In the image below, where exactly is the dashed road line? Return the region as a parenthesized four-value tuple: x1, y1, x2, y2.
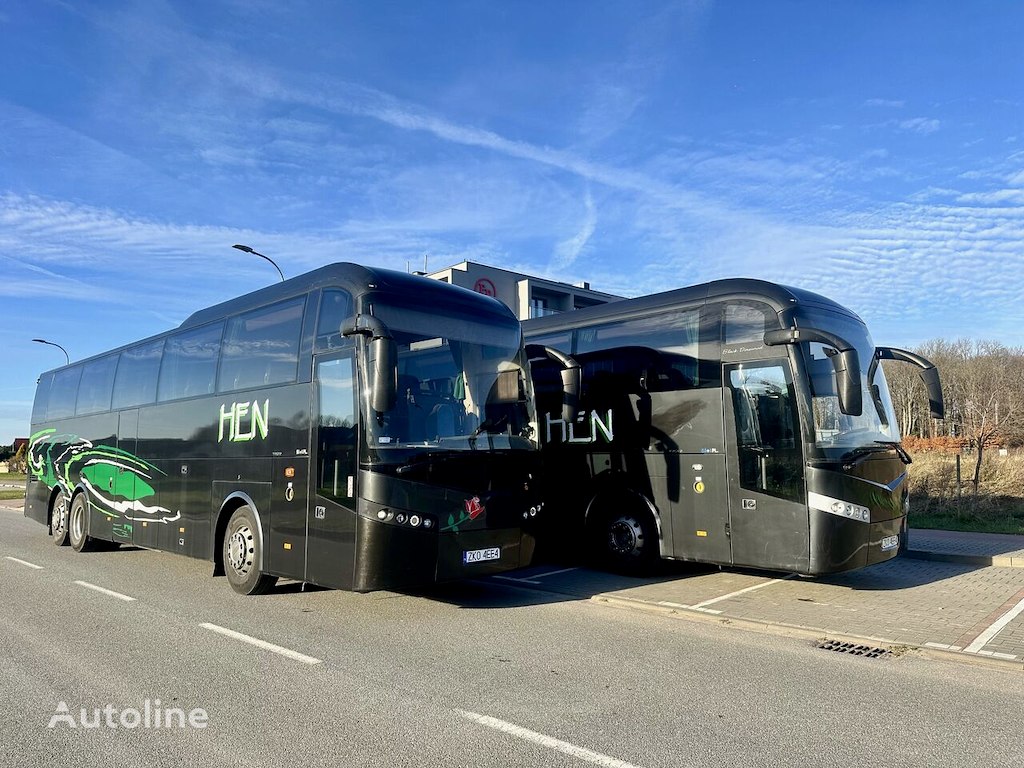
(456, 709, 645, 768)
(74, 580, 137, 602)
(200, 622, 322, 665)
(5, 556, 44, 570)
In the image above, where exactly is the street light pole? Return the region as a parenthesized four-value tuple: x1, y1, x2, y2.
(232, 244, 285, 283)
(32, 338, 70, 366)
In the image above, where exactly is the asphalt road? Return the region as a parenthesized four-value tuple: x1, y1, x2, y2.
(1, 506, 1021, 768)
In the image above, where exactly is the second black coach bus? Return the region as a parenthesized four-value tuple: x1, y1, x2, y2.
(26, 264, 543, 593)
(525, 278, 943, 576)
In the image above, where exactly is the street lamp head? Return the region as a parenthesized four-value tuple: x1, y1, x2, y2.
(231, 243, 284, 282)
(32, 338, 70, 365)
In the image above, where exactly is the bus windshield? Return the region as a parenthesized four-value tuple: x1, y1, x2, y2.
(362, 300, 536, 460)
(797, 309, 900, 459)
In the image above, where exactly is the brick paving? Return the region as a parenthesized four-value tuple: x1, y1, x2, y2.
(509, 529, 1024, 665)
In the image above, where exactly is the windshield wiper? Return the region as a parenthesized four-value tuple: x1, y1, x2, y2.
(394, 449, 470, 475)
(838, 442, 911, 469)
(875, 440, 913, 465)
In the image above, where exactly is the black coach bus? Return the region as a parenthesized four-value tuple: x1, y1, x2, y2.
(525, 278, 943, 576)
(26, 264, 542, 593)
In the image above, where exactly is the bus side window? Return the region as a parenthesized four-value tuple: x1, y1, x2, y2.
(47, 367, 83, 421)
(112, 339, 164, 409)
(220, 297, 305, 392)
(76, 355, 118, 415)
(315, 290, 354, 351)
(158, 323, 223, 402)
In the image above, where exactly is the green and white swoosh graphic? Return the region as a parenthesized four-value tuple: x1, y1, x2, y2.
(29, 430, 180, 525)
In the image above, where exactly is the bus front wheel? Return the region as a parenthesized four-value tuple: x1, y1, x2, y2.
(223, 505, 278, 596)
(592, 507, 658, 575)
(51, 490, 70, 547)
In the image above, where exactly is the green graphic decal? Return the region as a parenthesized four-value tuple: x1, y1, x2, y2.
(28, 433, 180, 526)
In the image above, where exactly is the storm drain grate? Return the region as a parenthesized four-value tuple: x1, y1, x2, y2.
(814, 639, 893, 659)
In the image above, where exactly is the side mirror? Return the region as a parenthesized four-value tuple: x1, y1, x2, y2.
(875, 347, 945, 419)
(367, 336, 397, 413)
(343, 314, 398, 414)
(526, 344, 581, 423)
(764, 327, 863, 416)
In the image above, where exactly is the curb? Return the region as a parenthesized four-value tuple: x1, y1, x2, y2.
(590, 593, 1024, 673)
(905, 549, 1023, 569)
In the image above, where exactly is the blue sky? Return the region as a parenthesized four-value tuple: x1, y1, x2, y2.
(2, 1, 1023, 443)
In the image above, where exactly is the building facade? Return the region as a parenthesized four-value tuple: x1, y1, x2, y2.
(425, 261, 622, 321)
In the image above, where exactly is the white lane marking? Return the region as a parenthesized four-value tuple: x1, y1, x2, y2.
(456, 709, 645, 768)
(532, 567, 580, 580)
(493, 575, 542, 585)
(924, 642, 963, 651)
(73, 580, 136, 602)
(493, 567, 581, 586)
(200, 622, 322, 665)
(963, 595, 1024, 653)
(5, 556, 44, 570)
(689, 574, 796, 610)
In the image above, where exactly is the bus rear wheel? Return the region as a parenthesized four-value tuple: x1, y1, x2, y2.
(69, 493, 96, 553)
(593, 507, 658, 575)
(51, 489, 69, 547)
(223, 505, 278, 596)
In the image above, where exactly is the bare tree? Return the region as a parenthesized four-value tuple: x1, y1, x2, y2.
(937, 340, 1024, 495)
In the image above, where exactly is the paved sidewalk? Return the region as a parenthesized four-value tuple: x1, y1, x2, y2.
(908, 528, 1024, 568)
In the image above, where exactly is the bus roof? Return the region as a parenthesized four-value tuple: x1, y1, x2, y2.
(180, 262, 514, 329)
(523, 277, 864, 334)
(37, 262, 516, 376)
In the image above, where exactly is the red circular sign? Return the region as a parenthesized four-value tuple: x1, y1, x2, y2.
(474, 278, 497, 297)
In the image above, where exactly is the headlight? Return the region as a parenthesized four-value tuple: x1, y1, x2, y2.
(808, 492, 870, 523)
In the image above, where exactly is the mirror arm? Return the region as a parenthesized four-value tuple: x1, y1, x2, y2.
(764, 326, 863, 417)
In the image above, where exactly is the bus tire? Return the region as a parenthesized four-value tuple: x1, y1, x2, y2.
(592, 506, 658, 575)
(51, 489, 70, 547)
(69, 493, 96, 553)
(223, 505, 277, 596)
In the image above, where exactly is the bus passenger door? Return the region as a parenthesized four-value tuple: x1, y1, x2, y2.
(306, 354, 359, 590)
(723, 361, 809, 572)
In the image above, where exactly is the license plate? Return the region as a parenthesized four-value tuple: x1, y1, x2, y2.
(881, 534, 899, 551)
(463, 547, 501, 565)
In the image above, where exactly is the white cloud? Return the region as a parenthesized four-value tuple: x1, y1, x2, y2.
(898, 117, 941, 135)
(553, 191, 598, 269)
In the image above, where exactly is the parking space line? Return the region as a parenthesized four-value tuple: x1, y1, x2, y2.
(493, 567, 580, 586)
(5, 556, 44, 570)
(456, 709, 645, 768)
(200, 622, 322, 665)
(689, 574, 796, 611)
(493, 575, 543, 585)
(74, 580, 136, 602)
(963, 592, 1024, 654)
(532, 567, 580, 580)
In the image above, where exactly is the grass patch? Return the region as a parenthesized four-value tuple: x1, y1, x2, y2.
(0, 490, 25, 501)
(0, 472, 26, 481)
(908, 450, 1024, 535)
